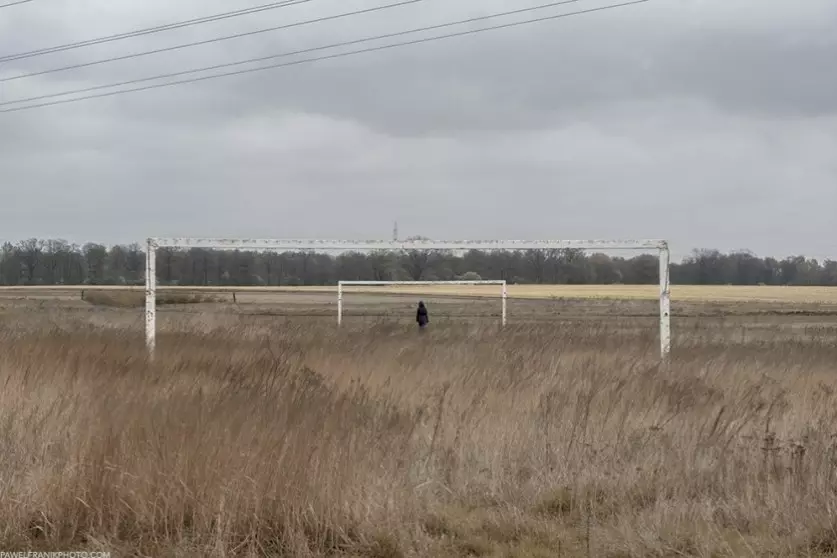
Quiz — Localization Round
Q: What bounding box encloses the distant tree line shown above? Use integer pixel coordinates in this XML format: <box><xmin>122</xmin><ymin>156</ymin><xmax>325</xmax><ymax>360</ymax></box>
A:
<box><xmin>1</xmin><ymin>238</ymin><xmax>836</xmax><ymax>286</ymax></box>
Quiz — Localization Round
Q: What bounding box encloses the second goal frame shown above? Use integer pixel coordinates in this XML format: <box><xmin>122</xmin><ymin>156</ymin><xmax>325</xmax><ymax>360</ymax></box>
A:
<box><xmin>337</xmin><ymin>280</ymin><xmax>507</xmax><ymax>326</ymax></box>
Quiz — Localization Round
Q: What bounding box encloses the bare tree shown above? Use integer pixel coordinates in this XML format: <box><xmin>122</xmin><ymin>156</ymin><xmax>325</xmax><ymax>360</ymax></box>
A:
<box><xmin>18</xmin><ymin>238</ymin><xmax>42</xmax><ymax>285</ymax></box>
<box><xmin>83</xmin><ymin>243</ymin><xmax>108</xmax><ymax>284</ymax></box>
<box><xmin>525</xmin><ymin>249</ymin><xmax>547</xmax><ymax>284</ymax></box>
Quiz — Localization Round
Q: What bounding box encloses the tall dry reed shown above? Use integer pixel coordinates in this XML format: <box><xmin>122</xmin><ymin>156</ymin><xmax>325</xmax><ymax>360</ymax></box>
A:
<box><xmin>0</xmin><ymin>317</ymin><xmax>836</xmax><ymax>557</ymax></box>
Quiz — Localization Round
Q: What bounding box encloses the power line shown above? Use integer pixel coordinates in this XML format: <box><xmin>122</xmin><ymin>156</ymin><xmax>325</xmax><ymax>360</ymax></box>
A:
<box><xmin>3</xmin><ymin>0</ymin><xmax>645</xmax><ymax>111</ymax></box>
<box><xmin>0</xmin><ymin>0</ymin><xmax>595</xmax><ymax>107</ymax></box>
<box><xmin>0</xmin><ymin>0</ymin><xmax>33</xmax><ymax>7</ymax></box>
<box><xmin>1</xmin><ymin>0</ymin><xmax>425</xmax><ymax>83</ymax></box>
<box><xmin>0</xmin><ymin>0</ymin><xmax>650</xmax><ymax>114</ymax></box>
<box><xmin>0</xmin><ymin>0</ymin><xmax>314</xmax><ymax>63</ymax></box>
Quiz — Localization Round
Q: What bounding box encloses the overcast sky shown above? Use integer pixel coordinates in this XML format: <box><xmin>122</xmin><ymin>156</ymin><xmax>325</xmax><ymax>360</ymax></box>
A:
<box><xmin>0</xmin><ymin>0</ymin><xmax>835</xmax><ymax>261</ymax></box>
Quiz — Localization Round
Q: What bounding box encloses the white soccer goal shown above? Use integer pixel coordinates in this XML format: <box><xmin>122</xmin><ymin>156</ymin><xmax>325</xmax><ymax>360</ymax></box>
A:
<box><xmin>144</xmin><ymin>238</ymin><xmax>671</xmax><ymax>360</ymax></box>
<box><xmin>337</xmin><ymin>280</ymin><xmax>507</xmax><ymax>326</ymax></box>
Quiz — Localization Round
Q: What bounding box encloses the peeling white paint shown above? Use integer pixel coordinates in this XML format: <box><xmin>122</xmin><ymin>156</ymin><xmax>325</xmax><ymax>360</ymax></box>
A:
<box><xmin>149</xmin><ymin>238</ymin><xmax>668</xmax><ymax>251</ymax></box>
<box><xmin>659</xmin><ymin>244</ymin><xmax>672</xmax><ymax>360</ymax></box>
<box><xmin>145</xmin><ymin>238</ymin><xmax>156</xmax><ymax>359</ymax></box>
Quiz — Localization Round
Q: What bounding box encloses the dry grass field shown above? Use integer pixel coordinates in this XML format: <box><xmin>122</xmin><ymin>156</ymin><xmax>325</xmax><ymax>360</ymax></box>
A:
<box><xmin>1</xmin><ymin>288</ymin><xmax>837</xmax><ymax>556</ymax></box>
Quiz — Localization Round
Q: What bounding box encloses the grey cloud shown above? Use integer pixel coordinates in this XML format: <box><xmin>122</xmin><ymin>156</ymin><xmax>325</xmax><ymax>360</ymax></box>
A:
<box><xmin>4</xmin><ymin>0</ymin><xmax>836</xmax><ymax>134</ymax></box>
<box><xmin>0</xmin><ymin>0</ymin><xmax>835</xmax><ymax>261</ymax></box>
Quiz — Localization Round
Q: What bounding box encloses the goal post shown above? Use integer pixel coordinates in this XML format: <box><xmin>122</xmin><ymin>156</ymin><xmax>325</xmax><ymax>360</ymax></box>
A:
<box><xmin>144</xmin><ymin>238</ymin><xmax>671</xmax><ymax>360</ymax></box>
<box><xmin>337</xmin><ymin>280</ymin><xmax>508</xmax><ymax>326</ymax></box>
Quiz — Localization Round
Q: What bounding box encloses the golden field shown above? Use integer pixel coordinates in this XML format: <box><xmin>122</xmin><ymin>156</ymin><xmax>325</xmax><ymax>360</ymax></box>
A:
<box><xmin>1</xmin><ymin>295</ymin><xmax>837</xmax><ymax>556</ymax></box>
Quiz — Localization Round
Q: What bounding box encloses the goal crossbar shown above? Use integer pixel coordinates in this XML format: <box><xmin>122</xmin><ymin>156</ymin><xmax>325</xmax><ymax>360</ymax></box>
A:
<box><xmin>144</xmin><ymin>238</ymin><xmax>671</xmax><ymax>360</ymax></box>
<box><xmin>338</xmin><ymin>280</ymin><xmax>507</xmax><ymax>326</ymax></box>
<box><xmin>150</xmin><ymin>238</ymin><xmax>667</xmax><ymax>251</ymax></box>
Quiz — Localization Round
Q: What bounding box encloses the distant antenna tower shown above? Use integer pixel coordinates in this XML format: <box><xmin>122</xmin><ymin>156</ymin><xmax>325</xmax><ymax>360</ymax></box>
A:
<box><xmin>392</xmin><ymin>221</ymin><xmax>399</xmax><ymax>242</ymax></box>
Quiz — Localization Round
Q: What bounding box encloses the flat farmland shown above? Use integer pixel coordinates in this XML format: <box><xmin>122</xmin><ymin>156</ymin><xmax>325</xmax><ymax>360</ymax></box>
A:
<box><xmin>338</xmin><ymin>284</ymin><xmax>837</xmax><ymax>303</ymax></box>
<box><xmin>2</xmin><ymin>283</ymin><xmax>837</xmax><ymax>302</ymax></box>
<box><xmin>3</xmin><ymin>286</ymin><xmax>837</xmax><ymax>326</ymax></box>
<box><xmin>2</xmin><ymin>284</ymin><xmax>837</xmax><ymax>341</ymax></box>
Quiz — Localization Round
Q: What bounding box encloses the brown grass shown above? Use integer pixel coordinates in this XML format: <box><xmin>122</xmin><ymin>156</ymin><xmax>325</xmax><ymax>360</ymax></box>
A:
<box><xmin>1</xmin><ymin>313</ymin><xmax>837</xmax><ymax>556</ymax></box>
<box><xmin>82</xmin><ymin>289</ymin><xmax>224</xmax><ymax>307</ymax></box>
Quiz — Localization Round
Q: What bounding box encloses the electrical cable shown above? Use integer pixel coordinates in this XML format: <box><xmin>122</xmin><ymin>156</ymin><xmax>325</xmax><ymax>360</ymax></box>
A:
<box><xmin>0</xmin><ymin>0</ymin><xmax>650</xmax><ymax>114</ymax></box>
<box><xmin>0</xmin><ymin>0</ymin><xmax>597</xmax><ymax>107</ymax></box>
<box><xmin>1</xmin><ymin>0</ymin><xmax>425</xmax><ymax>83</ymax></box>
<box><xmin>0</xmin><ymin>0</ymin><xmax>315</xmax><ymax>63</ymax></box>
<box><xmin>0</xmin><ymin>0</ymin><xmax>33</xmax><ymax>7</ymax></box>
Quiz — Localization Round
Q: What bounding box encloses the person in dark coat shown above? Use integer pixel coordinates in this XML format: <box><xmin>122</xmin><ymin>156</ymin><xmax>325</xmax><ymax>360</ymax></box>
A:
<box><xmin>416</xmin><ymin>301</ymin><xmax>429</xmax><ymax>329</ymax></box>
